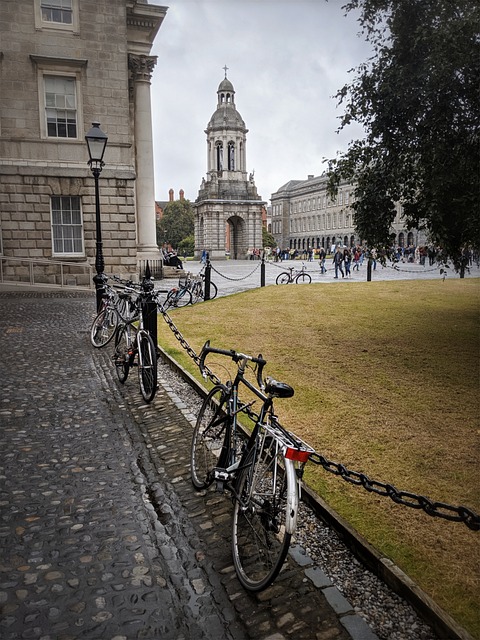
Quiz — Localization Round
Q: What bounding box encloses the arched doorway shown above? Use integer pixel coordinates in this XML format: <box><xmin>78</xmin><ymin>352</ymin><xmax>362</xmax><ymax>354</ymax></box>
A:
<box><xmin>226</xmin><ymin>215</ymin><xmax>247</xmax><ymax>259</ymax></box>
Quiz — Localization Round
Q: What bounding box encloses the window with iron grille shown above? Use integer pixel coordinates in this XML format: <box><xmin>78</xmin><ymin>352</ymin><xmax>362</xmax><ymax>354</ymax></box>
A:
<box><xmin>45</xmin><ymin>75</ymin><xmax>77</xmax><ymax>138</ymax></box>
<box><xmin>51</xmin><ymin>196</ymin><xmax>84</xmax><ymax>256</ymax></box>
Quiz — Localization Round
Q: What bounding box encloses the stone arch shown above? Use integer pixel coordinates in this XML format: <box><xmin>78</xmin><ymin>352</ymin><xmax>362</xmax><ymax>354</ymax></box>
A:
<box><xmin>226</xmin><ymin>214</ymin><xmax>247</xmax><ymax>260</ymax></box>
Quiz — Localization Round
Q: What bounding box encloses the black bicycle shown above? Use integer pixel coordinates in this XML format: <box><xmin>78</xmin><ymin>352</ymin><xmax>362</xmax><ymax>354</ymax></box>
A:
<box><xmin>190</xmin><ymin>341</ymin><xmax>313</xmax><ymax>591</ymax></box>
<box><xmin>275</xmin><ymin>263</ymin><xmax>312</xmax><ymax>285</ymax></box>
<box><xmin>113</xmin><ymin>282</ymin><xmax>158</xmax><ymax>403</ymax></box>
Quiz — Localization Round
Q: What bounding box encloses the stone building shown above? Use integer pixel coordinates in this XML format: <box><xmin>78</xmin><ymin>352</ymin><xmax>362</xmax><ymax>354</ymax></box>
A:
<box><xmin>0</xmin><ymin>0</ymin><xmax>166</xmax><ymax>285</ymax></box>
<box><xmin>194</xmin><ymin>72</ymin><xmax>265</xmax><ymax>260</ymax></box>
<box><xmin>271</xmin><ymin>173</ymin><xmax>424</xmax><ymax>253</ymax></box>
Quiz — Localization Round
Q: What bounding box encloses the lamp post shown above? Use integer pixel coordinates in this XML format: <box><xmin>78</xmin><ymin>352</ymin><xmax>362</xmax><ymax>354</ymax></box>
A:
<box><xmin>85</xmin><ymin>121</ymin><xmax>108</xmax><ymax>311</ymax></box>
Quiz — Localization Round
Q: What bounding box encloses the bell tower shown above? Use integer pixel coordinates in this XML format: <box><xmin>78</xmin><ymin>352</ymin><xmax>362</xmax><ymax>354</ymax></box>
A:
<box><xmin>194</xmin><ymin>69</ymin><xmax>265</xmax><ymax>260</ymax></box>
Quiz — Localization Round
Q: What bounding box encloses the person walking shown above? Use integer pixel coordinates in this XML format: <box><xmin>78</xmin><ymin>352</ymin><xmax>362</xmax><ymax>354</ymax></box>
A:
<box><xmin>343</xmin><ymin>247</ymin><xmax>352</xmax><ymax>277</ymax></box>
<box><xmin>352</xmin><ymin>247</ymin><xmax>361</xmax><ymax>271</ymax></box>
<box><xmin>318</xmin><ymin>246</ymin><xmax>326</xmax><ymax>274</ymax></box>
<box><xmin>332</xmin><ymin>247</ymin><xmax>345</xmax><ymax>279</ymax></box>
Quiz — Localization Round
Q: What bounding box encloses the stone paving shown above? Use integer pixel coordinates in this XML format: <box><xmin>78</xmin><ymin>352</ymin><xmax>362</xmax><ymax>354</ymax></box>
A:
<box><xmin>0</xmin><ymin>290</ymin><xmax>356</xmax><ymax>640</ymax></box>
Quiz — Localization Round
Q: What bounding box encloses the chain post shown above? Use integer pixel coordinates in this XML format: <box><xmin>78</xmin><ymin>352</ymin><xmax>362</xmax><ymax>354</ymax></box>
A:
<box><xmin>367</xmin><ymin>256</ymin><xmax>372</xmax><ymax>281</ymax></box>
<box><xmin>141</xmin><ymin>260</ymin><xmax>157</xmax><ymax>348</ymax></box>
<box><xmin>261</xmin><ymin>251</ymin><xmax>266</xmax><ymax>287</ymax></box>
<box><xmin>204</xmin><ymin>253</ymin><xmax>211</xmax><ymax>301</ymax></box>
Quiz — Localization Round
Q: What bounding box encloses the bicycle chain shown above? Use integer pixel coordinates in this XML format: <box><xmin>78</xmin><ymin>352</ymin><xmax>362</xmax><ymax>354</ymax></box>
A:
<box><xmin>159</xmin><ymin>307</ymin><xmax>480</xmax><ymax>532</ymax></box>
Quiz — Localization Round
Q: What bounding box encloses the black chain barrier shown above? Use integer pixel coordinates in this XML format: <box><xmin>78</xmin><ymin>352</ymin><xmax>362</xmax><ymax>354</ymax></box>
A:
<box><xmin>159</xmin><ymin>308</ymin><xmax>480</xmax><ymax>532</ymax></box>
<box><xmin>210</xmin><ymin>261</ymin><xmax>262</xmax><ymax>281</ymax></box>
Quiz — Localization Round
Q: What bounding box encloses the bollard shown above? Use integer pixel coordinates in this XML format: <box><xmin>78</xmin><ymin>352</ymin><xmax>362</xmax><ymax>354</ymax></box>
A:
<box><xmin>204</xmin><ymin>253</ymin><xmax>211</xmax><ymax>301</ymax></box>
<box><xmin>261</xmin><ymin>251</ymin><xmax>265</xmax><ymax>287</ymax></box>
<box><xmin>141</xmin><ymin>261</ymin><xmax>158</xmax><ymax>348</ymax></box>
<box><xmin>367</xmin><ymin>257</ymin><xmax>372</xmax><ymax>282</ymax></box>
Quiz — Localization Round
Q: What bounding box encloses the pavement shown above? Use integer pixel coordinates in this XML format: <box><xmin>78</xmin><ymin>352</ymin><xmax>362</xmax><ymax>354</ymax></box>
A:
<box><xmin>0</xmin><ymin>261</ymin><xmax>477</xmax><ymax>640</ymax></box>
<box><xmin>174</xmin><ymin>257</ymin><xmax>480</xmax><ymax>298</ymax></box>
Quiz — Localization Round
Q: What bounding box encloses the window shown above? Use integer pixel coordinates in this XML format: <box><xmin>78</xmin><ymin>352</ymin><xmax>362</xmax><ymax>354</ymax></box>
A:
<box><xmin>51</xmin><ymin>196</ymin><xmax>84</xmax><ymax>255</ymax></box>
<box><xmin>45</xmin><ymin>75</ymin><xmax>77</xmax><ymax>138</ymax></box>
<box><xmin>35</xmin><ymin>0</ymin><xmax>79</xmax><ymax>32</ymax></box>
<box><xmin>41</xmin><ymin>0</ymin><xmax>72</xmax><ymax>24</ymax></box>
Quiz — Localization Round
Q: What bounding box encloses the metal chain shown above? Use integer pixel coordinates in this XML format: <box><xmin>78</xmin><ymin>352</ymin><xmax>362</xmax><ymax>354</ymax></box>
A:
<box><xmin>309</xmin><ymin>452</ymin><xmax>479</xmax><ymax>531</ymax></box>
<box><xmin>210</xmin><ymin>262</ymin><xmax>261</xmax><ymax>281</ymax></box>
<box><xmin>160</xmin><ymin>309</ymin><xmax>221</xmax><ymax>386</ymax></box>
<box><xmin>159</xmin><ymin>308</ymin><xmax>480</xmax><ymax>532</ymax></box>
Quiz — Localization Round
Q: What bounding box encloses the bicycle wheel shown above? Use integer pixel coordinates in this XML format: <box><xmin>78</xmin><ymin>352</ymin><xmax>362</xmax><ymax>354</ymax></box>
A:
<box><xmin>232</xmin><ymin>440</ymin><xmax>297</xmax><ymax>591</ymax></box>
<box><xmin>295</xmin><ymin>273</ymin><xmax>312</xmax><ymax>284</ymax></box>
<box><xmin>207</xmin><ymin>281</ymin><xmax>218</xmax><ymax>299</ymax></box>
<box><xmin>90</xmin><ymin>306</ymin><xmax>117</xmax><ymax>348</ymax></box>
<box><xmin>137</xmin><ymin>331</ymin><xmax>157</xmax><ymax>403</ymax></box>
<box><xmin>276</xmin><ymin>272</ymin><xmax>291</xmax><ymax>285</ymax></box>
<box><xmin>191</xmin><ymin>385</ymin><xmax>229</xmax><ymax>489</ymax></box>
<box><xmin>114</xmin><ymin>324</ymin><xmax>134</xmax><ymax>383</ymax></box>
<box><xmin>174</xmin><ymin>287</ymin><xmax>192</xmax><ymax>307</ymax></box>
<box><xmin>190</xmin><ymin>281</ymin><xmax>203</xmax><ymax>304</ymax></box>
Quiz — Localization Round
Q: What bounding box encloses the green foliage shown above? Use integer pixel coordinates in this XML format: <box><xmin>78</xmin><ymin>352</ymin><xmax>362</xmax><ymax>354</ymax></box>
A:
<box><xmin>262</xmin><ymin>226</ymin><xmax>277</xmax><ymax>248</ymax></box>
<box><xmin>156</xmin><ymin>199</ymin><xmax>194</xmax><ymax>249</ymax></box>
<box><xmin>328</xmin><ymin>0</ymin><xmax>480</xmax><ymax>272</ymax></box>
<box><xmin>178</xmin><ymin>234</ymin><xmax>195</xmax><ymax>256</ymax></box>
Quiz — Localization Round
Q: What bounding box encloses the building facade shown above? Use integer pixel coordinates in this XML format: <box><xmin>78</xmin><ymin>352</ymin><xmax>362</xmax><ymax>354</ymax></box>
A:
<box><xmin>271</xmin><ymin>173</ymin><xmax>425</xmax><ymax>253</ymax></box>
<box><xmin>0</xmin><ymin>0</ymin><xmax>166</xmax><ymax>284</ymax></box>
<box><xmin>194</xmin><ymin>73</ymin><xmax>265</xmax><ymax>260</ymax></box>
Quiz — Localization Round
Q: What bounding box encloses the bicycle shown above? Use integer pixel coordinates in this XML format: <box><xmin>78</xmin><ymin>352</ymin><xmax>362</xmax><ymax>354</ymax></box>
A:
<box><xmin>90</xmin><ymin>276</ymin><xmax>139</xmax><ymax>348</ymax></box>
<box><xmin>189</xmin><ymin>269</ymin><xmax>218</xmax><ymax>303</ymax></box>
<box><xmin>275</xmin><ymin>263</ymin><xmax>312</xmax><ymax>285</ymax></box>
<box><xmin>113</xmin><ymin>281</ymin><xmax>158</xmax><ymax>403</ymax></box>
<box><xmin>164</xmin><ymin>274</ymin><xmax>193</xmax><ymax>308</ymax></box>
<box><xmin>190</xmin><ymin>341</ymin><xmax>314</xmax><ymax>591</ymax></box>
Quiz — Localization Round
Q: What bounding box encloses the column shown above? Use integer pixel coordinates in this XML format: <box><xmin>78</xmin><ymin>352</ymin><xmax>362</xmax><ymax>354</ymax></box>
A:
<box><xmin>129</xmin><ymin>54</ymin><xmax>159</xmax><ymax>257</ymax></box>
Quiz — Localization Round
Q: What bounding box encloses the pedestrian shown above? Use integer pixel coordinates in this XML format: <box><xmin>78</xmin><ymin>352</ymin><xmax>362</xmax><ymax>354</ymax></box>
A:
<box><xmin>318</xmin><ymin>247</ymin><xmax>326</xmax><ymax>274</ymax></box>
<box><xmin>332</xmin><ymin>247</ymin><xmax>345</xmax><ymax>278</ymax></box>
<box><xmin>352</xmin><ymin>247</ymin><xmax>361</xmax><ymax>271</ymax></box>
<box><xmin>343</xmin><ymin>247</ymin><xmax>352</xmax><ymax>277</ymax></box>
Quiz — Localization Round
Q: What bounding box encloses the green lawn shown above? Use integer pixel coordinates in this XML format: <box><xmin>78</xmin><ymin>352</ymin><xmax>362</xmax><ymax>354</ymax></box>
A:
<box><xmin>157</xmin><ymin>278</ymin><xmax>480</xmax><ymax>637</ymax></box>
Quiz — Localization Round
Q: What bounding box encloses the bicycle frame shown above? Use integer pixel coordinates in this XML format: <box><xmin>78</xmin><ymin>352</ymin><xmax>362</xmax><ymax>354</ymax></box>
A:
<box><xmin>199</xmin><ymin>344</ymin><xmax>312</xmax><ymax>530</ymax></box>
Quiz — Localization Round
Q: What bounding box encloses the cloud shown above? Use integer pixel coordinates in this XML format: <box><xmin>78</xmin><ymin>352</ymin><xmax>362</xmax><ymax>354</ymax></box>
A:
<box><xmin>150</xmin><ymin>0</ymin><xmax>371</xmax><ymax>203</ymax></box>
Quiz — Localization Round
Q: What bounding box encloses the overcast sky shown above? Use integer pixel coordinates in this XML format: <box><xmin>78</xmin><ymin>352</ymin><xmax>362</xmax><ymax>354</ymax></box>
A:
<box><xmin>150</xmin><ymin>0</ymin><xmax>372</xmax><ymax>205</ymax></box>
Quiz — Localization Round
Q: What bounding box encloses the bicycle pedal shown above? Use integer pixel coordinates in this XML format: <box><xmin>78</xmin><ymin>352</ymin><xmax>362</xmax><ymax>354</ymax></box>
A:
<box><xmin>213</xmin><ymin>468</ymin><xmax>229</xmax><ymax>482</ymax></box>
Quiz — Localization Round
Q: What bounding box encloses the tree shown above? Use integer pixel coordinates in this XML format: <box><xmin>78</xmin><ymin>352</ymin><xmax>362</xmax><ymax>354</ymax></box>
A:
<box><xmin>156</xmin><ymin>199</ymin><xmax>194</xmax><ymax>249</ymax></box>
<box><xmin>327</xmin><ymin>0</ymin><xmax>480</xmax><ymax>275</ymax></box>
<box><xmin>262</xmin><ymin>226</ymin><xmax>277</xmax><ymax>249</ymax></box>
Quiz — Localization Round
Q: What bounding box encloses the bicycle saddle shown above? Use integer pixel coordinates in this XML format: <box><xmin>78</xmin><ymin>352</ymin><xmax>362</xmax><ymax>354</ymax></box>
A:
<box><xmin>265</xmin><ymin>377</ymin><xmax>294</xmax><ymax>398</ymax></box>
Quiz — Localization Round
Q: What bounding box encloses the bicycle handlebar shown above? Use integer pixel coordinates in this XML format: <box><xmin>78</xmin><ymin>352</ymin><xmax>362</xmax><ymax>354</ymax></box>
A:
<box><xmin>199</xmin><ymin>340</ymin><xmax>267</xmax><ymax>388</ymax></box>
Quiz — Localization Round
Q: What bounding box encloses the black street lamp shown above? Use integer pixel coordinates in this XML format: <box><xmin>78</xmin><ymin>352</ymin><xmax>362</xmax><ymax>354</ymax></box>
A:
<box><xmin>85</xmin><ymin>121</ymin><xmax>108</xmax><ymax>311</ymax></box>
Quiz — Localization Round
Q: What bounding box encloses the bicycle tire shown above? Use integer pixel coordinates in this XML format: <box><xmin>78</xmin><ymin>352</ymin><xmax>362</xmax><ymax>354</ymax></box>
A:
<box><xmin>175</xmin><ymin>288</ymin><xmax>192</xmax><ymax>307</ymax></box>
<box><xmin>190</xmin><ymin>281</ymin><xmax>203</xmax><ymax>304</ymax></box>
<box><xmin>114</xmin><ymin>324</ymin><xmax>136</xmax><ymax>384</ymax></box>
<box><xmin>90</xmin><ymin>306</ymin><xmax>117</xmax><ymax>348</ymax></box>
<box><xmin>295</xmin><ymin>273</ymin><xmax>312</xmax><ymax>284</ymax></box>
<box><xmin>276</xmin><ymin>272</ymin><xmax>291</xmax><ymax>285</ymax></box>
<box><xmin>231</xmin><ymin>442</ymin><xmax>297</xmax><ymax>591</ymax></box>
<box><xmin>137</xmin><ymin>331</ymin><xmax>157</xmax><ymax>403</ymax></box>
<box><xmin>207</xmin><ymin>281</ymin><xmax>218</xmax><ymax>300</ymax></box>
<box><xmin>191</xmin><ymin>385</ymin><xmax>229</xmax><ymax>489</ymax></box>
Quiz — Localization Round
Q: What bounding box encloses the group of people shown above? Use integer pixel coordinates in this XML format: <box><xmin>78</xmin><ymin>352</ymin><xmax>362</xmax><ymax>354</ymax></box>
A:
<box><xmin>161</xmin><ymin>243</ymin><xmax>183</xmax><ymax>270</ymax></box>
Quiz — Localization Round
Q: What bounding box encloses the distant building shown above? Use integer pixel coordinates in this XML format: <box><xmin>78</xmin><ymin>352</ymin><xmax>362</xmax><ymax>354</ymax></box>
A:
<box><xmin>194</xmin><ymin>71</ymin><xmax>265</xmax><ymax>260</ymax></box>
<box><xmin>271</xmin><ymin>173</ymin><xmax>425</xmax><ymax>252</ymax></box>
<box><xmin>0</xmin><ymin>0</ymin><xmax>166</xmax><ymax>282</ymax></box>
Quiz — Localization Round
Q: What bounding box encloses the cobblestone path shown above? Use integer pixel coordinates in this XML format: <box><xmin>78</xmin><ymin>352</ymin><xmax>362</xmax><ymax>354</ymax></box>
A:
<box><xmin>0</xmin><ymin>292</ymin><xmax>352</xmax><ymax>640</ymax></box>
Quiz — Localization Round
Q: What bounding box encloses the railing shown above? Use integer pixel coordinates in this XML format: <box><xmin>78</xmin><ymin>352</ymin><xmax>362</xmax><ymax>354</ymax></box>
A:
<box><xmin>0</xmin><ymin>256</ymin><xmax>94</xmax><ymax>289</ymax></box>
